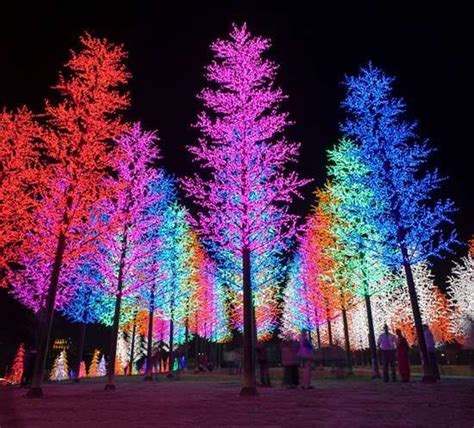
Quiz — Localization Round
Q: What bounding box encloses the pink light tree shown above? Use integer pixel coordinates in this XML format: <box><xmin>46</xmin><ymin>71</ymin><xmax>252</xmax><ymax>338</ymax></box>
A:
<box><xmin>183</xmin><ymin>23</ymin><xmax>308</xmax><ymax>395</ymax></box>
<box><xmin>95</xmin><ymin>123</ymin><xmax>163</xmax><ymax>390</ymax></box>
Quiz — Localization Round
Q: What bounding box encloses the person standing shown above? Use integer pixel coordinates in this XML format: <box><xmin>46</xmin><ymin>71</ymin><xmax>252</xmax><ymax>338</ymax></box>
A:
<box><xmin>423</xmin><ymin>324</ymin><xmax>440</xmax><ymax>380</ymax></box>
<box><xmin>298</xmin><ymin>329</ymin><xmax>314</xmax><ymax>389</ymax></box>
<box><xmin>281</xmin><ymin>339</ymin><xmax>299</xmax><ymax>388</ymax></box>
<box><xmin>256</xmin><ymin>341</ymin><xmax>271</xmax><ymax>387</ymax></box>
<box><xmin>377</xmin><ymin>324</ymin><xmax>397</xmax><ymax>382</ymax></box>
<box><xmin>395</xmin><ymin>329</ymin><xmax>410</xmax><ymax>382</ymax></box>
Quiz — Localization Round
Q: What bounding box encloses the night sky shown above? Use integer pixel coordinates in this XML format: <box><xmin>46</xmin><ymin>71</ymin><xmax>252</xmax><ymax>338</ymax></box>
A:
<box><xmin>1</xmin><ymin>2</ymin><xmax>472</xmax><ymax>345</ymax></box>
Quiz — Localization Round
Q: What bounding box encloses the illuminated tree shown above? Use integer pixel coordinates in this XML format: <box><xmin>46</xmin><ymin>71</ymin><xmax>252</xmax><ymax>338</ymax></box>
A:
<box><xmin>78</xmin><ymin>361</ymin><xmax>87</xmax><ymax>379</ymax></box>
<box><xmin>326</xmin><ymin>138</ymin><xmax>392</xmax><ymax>377</ymax></box>
<box><xmin>153</xmin><ymin>201</ymin><xmax>195</xmax><ymax>377</ymax></box>
<box><xmin>2</xmin><ymin>343</ymin><xmax>25</xmax><ymax>385</ymax></box>
<box><xmin>340</xmin><ymin>63</ymin><xmax>457</xmax><ymax>381</ymax></box>
<box><xmin>25</xmin><ymin>34</ymin><xmax>130</xmax><ymax>397</ymax></box>
<box><xmin>281</xmin><ymin>254</ymin><xmax>318</xmax><ymax>338</ymax></box>
<box><xmin>0</xmin><ymin>109</ymin><xmax>42</xmax><ymax>285</ymax></box>
<box><xmin>50</xmin><ymin>350</ymin><xmax>69</xmax><ymax>381</ymax></box>
<box><xmin>447</xmin><ymin>251</ymin><xmax>474</xmax><ymax>343</ymax></box>
<box><xmin>97</xmin><ymin>355</ymin><xmax>107</xmax><ymax>377</ymax></box>
<box><xmin>60</xmin><ymin>261</ymin><xmax>108</xmax><ymax>382</ymax></box>
<box><xmin>88</xmin><ymin>349</ymin><xmax>100</xmax><ymax>378</ymax></box>
<box><xmin>96</xmin><ymin>123</ymin><xmax>162</xmax><ymax>390</ymax></box>
<box><xmin>183</xmin><ymin>23</ymin><xmax>307</xmax><ymax>394</ymax></box>
<box><xmin>188</xmin><ymin>239</ymin><xmax>231</xmax><ymax>344</ymax></box>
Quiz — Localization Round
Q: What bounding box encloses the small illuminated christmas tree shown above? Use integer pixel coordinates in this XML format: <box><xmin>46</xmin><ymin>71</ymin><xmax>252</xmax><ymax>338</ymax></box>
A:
<box><xmin>50</xmin><ymin>350</ymin><xmax>69</xmax><ymax>381</ymax></box>
<box><xmin>3</xmin><ymin>343</ymin><xmax>25</xmax><ymax>385</ymax></box>
<box><xmin>97</xmin><ymin>355</ymin><xmax>107</xmax><ymax>377</ymax></box>
<box><xmin>79</xmin><ymin>361</ymin><xmax>87</xmax><ymax>379</ymax></box>
<box><xmin>88</xmin><ymin>349</ymin><xmax>100</xmax><ymax>377</ymax></box>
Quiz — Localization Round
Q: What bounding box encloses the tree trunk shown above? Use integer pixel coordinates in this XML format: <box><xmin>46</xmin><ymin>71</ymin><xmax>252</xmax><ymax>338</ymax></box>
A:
<box><xmin>327</xmin><ymin>318</ymin><xmax>333</xmax><ymax>345</ymax></box>
<box><xmin>143</xmin><ymin>290</ymin><xmax>155</xmax><ymax>381</ymax></box>
<box><xmin>105</xmin><ymin>230</ymin><xmax>128</xmax><ymax>391</ymax></box>
<box><xmin>194</xmin><ymin>331</ymin><xmax>200</xmax><ymax>372</ymax></box>
<box><xmin>341</xmin><ymin>308</ymin><xmax>353</xmax><ymax>374</ymax></box>
<box><xmin>27</xmin><ymin>228</ymin><xmax>67</xmax><ymax>398</ymax></box>
<box><xmin>74</xmin><ymin>322</ymin><xmax>87</xmax><ymax>382</ymax></box>
<box><xmin>184</xmin><ymin>318</ymin><xmax>189</xmax><ymax>370</ymax></box>
<box><xmin>167</xmin><ymin>319</ymin><xmax>174</xmax><ymax>378</ymax></box>
<box><xmin>240</xmin><ymin>246</ymin><xmax>257</xmax><ymax>396</ymax></box>
<box><xmin>129</xmin><ymin>319</ymin><xmax>137</xmax><ymax>375</ymax></box>
<box><xmin>316</xmin><ymin>326</ymin><xmax>321</xmax><ymax>349</ymax></box>
<box><xmin>364</xmin><ymin>293</ymin><xmax>380</xmax><ymax>378</ymax></box>
<box><xmin>401</xmin><ymin>248</ymin><xmax>435</xmax><ymax>382</ymax></box>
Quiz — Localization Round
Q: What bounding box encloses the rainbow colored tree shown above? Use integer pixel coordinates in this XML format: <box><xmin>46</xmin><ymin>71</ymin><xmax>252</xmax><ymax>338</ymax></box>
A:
<box><xmin>340</xmin><ymin>63</ymin><xmax>457</xmax><ymax>381</ymax></box>
<box><xmin>183</xmin><ymin>23</ymin><xmax>308</xmax><ymax>395</ymax></box>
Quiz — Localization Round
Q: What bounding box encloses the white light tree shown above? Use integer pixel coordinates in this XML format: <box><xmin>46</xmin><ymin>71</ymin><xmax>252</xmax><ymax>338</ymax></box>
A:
<box><xmin>50</xmin><ymin>350</ymin><xmax>69</xmax><ymax>381</ymax></box>
<box><xmin>448</xmin><ymin>253</ymin><xmax>474</xmax><ymax>343</ymax></box>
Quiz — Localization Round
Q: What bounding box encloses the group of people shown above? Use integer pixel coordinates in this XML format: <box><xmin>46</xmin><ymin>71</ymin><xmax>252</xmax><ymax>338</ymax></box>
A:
<box><xmin>275</xmin><ymin>323</ymin><xmax>442</xmax><ymax>389</ymax></box>
<box><xmin>377</xmin><ymin>323</ymin><xmax>440</xmax><ymax>382</ymax></box>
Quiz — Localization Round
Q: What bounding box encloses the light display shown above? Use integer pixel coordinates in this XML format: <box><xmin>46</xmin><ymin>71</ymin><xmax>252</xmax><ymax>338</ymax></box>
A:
<box><xmin>78</xmin><ymin>361</ymin><xmax>87</xmax><ymax>379</ymax></box>
<box><xmin>281</xmin><ymin>254</ymin><xmax>318</xmax><ymax>338</ymax></box>
<box><xmin>340</xmin><ymin>63</ymin><xmax>457</xmax><ymax>381</ymax></box>
<box><xmin>97</xmin><ymin>355</ymin><xmax>107</xmax><ymax>377</ymax></box>
<box><xmin>447</xmin><ymin>250</ymin><xmax>474</xmax><ymax>343</ymax></box>
<box><xmin>188</xmin><ymin>236</ymin><xmax>231</xmax><ymax>343</ymax></box>
<box><xmin>2</xmin><ymin>343</ymin><xmax>25</xmax><ymax>385</ymax></box>
<box><xmin>182</xmin><ymin>23</ymin><xmax>308</xmax><ymax>393</ymax></box>
<box><xmin>50</xmin><ymin>350</ymin><xmax>69</xmax><ymax>381</ymax></box>
<box><xmin>88</xmin><ymin>349</ymin><xmax>100</xmax><ymax>378</ymax></box>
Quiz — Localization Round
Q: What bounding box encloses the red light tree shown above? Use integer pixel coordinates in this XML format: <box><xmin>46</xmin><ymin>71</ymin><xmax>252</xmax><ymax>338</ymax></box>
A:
<box><xmin>25</xmin><ymin>34</ymin><xmax>130</xmax><ymax>398</ymax></box>
<box><xmin>183</xmin><ymin>23</ymin><xmax>308</xmax><ymax>395</ymax></box>
<box><xmin>3</xmin><ymin>343</ymin><xmax>25</xmax><ymax>385</ymax></box>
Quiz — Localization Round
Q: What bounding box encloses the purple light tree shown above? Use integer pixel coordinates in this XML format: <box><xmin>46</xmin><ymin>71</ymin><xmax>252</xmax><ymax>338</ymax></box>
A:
<box><xmin>183</xmin><ymin>23</ymin><xmax>308</xmax><ymax>395</ymax></box>
<box><xmin>97</xmin><ymin>123</ymin><xmax>163</xmax><ymax>390</ymax></box>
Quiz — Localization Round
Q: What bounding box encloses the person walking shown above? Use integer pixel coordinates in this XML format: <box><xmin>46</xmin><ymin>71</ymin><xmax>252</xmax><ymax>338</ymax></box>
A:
<box><xmin>281</xmin><ymin>338</ymin><xmax>299</xmax><ymax>388</ymax></box>
<box><xmin>395</xmin><ymin>329</ymin><xmax>410</xmax><ymax>382</ymax></box>
<box><xmin>256</xmin><ymin>341</ymin><xmax>271</xmax><ymax>387</ymax></box>
<box><xmin>423</xmin><ymin>324</ymin><xmax>440</xmax><ymax>380</ymax></box>
<box><xmin>298</xmin><ymin>329</ymin><xmax>314</xmax><ymax>389</ymax></box>
<box><xmin>377</xmin><ymin>324</ymin><xmax>396</xmax><ymax>382</ymax></box>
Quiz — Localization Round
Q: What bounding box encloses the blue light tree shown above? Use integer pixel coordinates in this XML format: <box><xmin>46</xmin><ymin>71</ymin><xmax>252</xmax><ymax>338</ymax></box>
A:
<box><xmin>152</xmin><ymin>195</ymin><xmax>195</xmax><ymax>378</ymax></box>
<box><xmin>340</xmin><ymin>63</ymin><xmax>457</xmax><ymax>381</ymax></box>
<box><xmin>60</xmin><ymin>261</ymin><xmax>106</xmax><ymax>382</ymax></box>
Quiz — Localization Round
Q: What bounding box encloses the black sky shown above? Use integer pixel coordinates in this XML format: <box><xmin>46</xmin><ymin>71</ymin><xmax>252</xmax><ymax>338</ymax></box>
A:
<box><xmin>0</xmin><ymin>2</ymin><xmax>472</xmax><ymax>281</ymax></box>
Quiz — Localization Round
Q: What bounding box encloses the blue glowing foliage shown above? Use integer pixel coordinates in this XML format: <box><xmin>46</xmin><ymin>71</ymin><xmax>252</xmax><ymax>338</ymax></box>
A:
<box><xmin>60</xmin><ymin>262</ymin><xmax>107</xmax><ymax>324</ymax></box>
<box><xmin>281</xmin><ymin>253</ymin><xmax>317</xmax><ymax>338</ymax></box>
<box><xmin>340</xmin><ymin>63</ymin><xmax>457</xmax><ymax>267</ymax></box>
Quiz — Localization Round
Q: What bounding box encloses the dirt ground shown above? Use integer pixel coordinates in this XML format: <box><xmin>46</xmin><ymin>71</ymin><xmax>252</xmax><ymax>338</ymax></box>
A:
<box><xmin>1</xmin><ymin>371</ymin><xmax>473</xmax><ymax>427</ymax></box>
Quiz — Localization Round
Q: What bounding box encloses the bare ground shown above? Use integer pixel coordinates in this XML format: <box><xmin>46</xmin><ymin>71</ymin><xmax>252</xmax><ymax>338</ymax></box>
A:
<box><xmin>1</xmin><ymin>371</ymin><xmax>473</xmax><ymax>427</ymax></box>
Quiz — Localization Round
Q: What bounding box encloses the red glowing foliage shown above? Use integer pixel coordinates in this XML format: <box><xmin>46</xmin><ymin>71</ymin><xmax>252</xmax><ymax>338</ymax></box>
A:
<box><xmin>10</xmin><ymin>34</ymin><xmax>130</xmax><ymax>311</ymax></box>
<box><xmin>3</xmin><ymin>343</ymin><xmax>25</xmax><ymax>385</ymax></box>
<box><xmin>0</xmin><ymin>109</ymin><xmax>42</xmax><ymax>284</ymax></box>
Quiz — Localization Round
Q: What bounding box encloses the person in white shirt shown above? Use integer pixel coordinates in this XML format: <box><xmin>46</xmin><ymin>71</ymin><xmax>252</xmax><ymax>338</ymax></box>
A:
<box><xmin>377</xmin><ymin>324</ymin><xmax>397</xmax><ymax>382</ymax></box>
